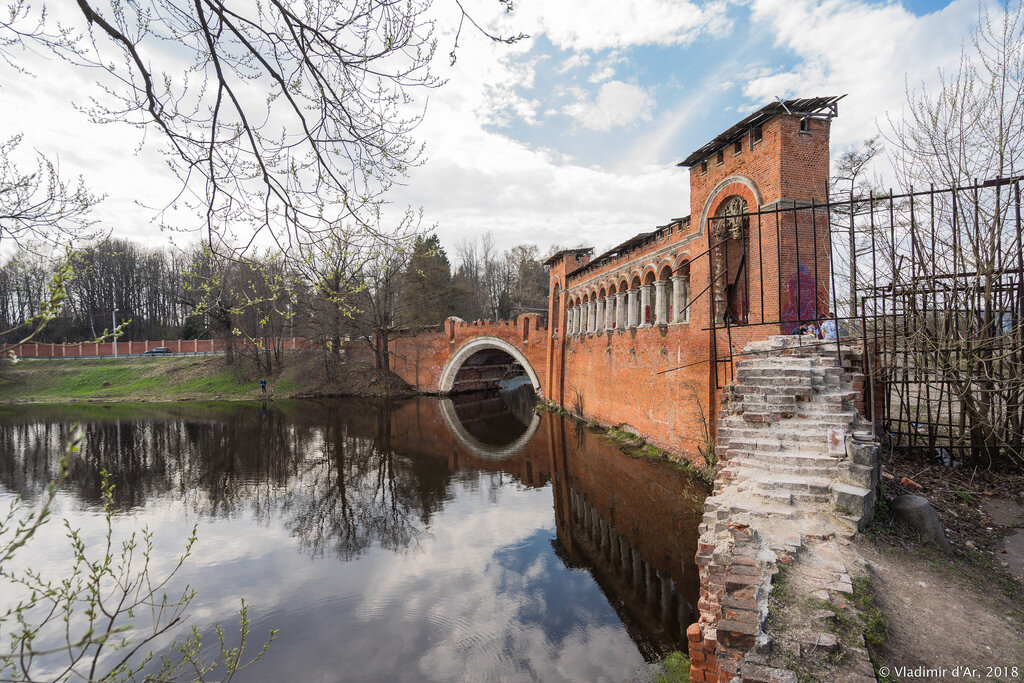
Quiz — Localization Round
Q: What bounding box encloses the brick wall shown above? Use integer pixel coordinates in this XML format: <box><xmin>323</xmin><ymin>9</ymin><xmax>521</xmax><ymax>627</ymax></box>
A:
<box><xmin>4</xmin><ymin>338</ymin><xmax>316</xmax><ymax>358</ymax></box>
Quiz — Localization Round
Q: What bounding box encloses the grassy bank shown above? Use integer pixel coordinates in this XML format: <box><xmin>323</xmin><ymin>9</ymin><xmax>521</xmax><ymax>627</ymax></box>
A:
<box><xmin>0</xmin><ymin>352</ymin><xmax>411</xmax><ymax>404</ymax></box>
<box><xmin>0</xmin><ymin>356</ymin><xmax>273</xmax><ymax>403</ymax></box>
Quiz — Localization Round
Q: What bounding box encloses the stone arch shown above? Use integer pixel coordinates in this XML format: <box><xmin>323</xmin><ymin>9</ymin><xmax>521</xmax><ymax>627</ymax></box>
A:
<box><xmin>699</xmin><ymin>174</ymin><xmax>763</xmax><ymax>235</ymax></box>
<box><xmin>438</xmin><ymin>336</ymin><xmax>543</xmax><ymax>395</ymax></box>
<box><xmin>438</xmin><ymin>396</ymin><xmax>541</xmax><ymax>461</ymax></box>
<box><xmin>630</xmin><ymin>274</ymin><xmax>642</xmax><ymax>289</ymax></box>
<box><xmin>618</xmin><ymin>278</ymin><xmax>629</xmax><ymax>292</ymax></box>
<box><xmin>713</xmin><ymin>195</ymin><xmax>751</xmax><ymax>324</ymax></box>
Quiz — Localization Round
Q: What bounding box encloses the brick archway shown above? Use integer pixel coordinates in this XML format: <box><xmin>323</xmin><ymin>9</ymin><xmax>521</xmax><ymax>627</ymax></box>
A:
<box><xmin>438</xmin><ymin>336</ymin><xmax>543</xmax><ymax>396</ymax></box>
<box><xmin>699</xmin><ymin>174</ymin><xmax>763</xmax><ymax>233</ymax></box>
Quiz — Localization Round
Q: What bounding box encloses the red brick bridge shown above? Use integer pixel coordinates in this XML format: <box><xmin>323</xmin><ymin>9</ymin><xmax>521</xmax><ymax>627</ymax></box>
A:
<box><xmin>389</xmin><ymin>314</ymin><xmax>549</xmax><ymax>395</ymax></box>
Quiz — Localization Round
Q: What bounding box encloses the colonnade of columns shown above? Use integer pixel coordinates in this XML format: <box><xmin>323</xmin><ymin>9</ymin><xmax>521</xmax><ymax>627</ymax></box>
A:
<box><xmin>564</xmin><ymin>274</ymin><xmax>689</xmax><ymax>336</ymax></box>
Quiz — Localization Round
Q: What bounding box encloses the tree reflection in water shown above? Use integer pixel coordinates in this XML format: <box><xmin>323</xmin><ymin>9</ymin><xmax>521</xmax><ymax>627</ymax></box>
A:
<box><xmin>0</xmin><ymin>392</ymin><xmax>705</xmax><ymax>676</ymax></box>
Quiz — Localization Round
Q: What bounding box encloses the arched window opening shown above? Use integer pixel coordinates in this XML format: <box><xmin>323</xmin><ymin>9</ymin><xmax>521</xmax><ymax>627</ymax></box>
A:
<box><xmin>658</xmin><ymin>265</ymin><xmax>674</xmax><ymax>325</ymax></box>
<box><xmin>627</xmin><ymin>276</ymin><xmax>642</xmax><ymax>328</ymax></box>
<box><xmin>607</xmin><ymin>284</ymin><xmax>618</xmax><ymax>328</ymax></box>
<box><xmin>582</xmin><ymin>293</ymin><xmax>590</xmax><ymax>334</ymax></box>
<box><xmin>642</xmin><ymin>271</ymin><xmax>656</xmax><ymax>325</ymax></box>
<box><xmin>676</xmin><ymin>261</ymin><xmax>691</xmax><ymax>323</ymax></box>
<box><xmin>713</xmin><ymin>196</ymin><xmax>750</xmax><ymax>325</ymax></box>
<box><xmin>550</xmin><ymin>284</ymin><xmax>560</xmax><ymax>338</ymax></box>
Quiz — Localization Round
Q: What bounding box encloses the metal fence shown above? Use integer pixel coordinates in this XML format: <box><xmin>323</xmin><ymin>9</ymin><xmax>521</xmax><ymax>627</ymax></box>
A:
<box><xmin>704</xmin><ymin>176</ymin><xmax>1024</xmax><ymax>467</ymax></box>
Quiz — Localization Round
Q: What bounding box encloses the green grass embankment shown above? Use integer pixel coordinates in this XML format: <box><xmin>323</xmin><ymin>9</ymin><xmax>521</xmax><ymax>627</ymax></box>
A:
<box><xmin>0</xmin><ymin>352</ymin><xmax>402</xmax><ymax>404</ymax></box>
<box><xmin>0</xmin><ymin>356</ymin><xmax>274</xmax><ymax>404</ymax></box>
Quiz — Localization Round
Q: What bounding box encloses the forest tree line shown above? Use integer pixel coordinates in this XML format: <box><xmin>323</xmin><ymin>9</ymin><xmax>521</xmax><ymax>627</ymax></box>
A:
<box><xmin>0</xmin><ymin>230</ymin><xmax>552</xmax><ymax>372</ymax></box>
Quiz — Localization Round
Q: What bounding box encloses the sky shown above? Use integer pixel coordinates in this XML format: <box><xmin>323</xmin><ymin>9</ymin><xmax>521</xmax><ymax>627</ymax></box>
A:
<box><xmin>0</xmin><ymin>0</ymin><xmax>980</xmax><ymax>260</ymax></box>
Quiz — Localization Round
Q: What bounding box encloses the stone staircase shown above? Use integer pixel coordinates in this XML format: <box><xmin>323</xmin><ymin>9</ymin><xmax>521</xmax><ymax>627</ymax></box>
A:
<box><xmin>714</xmin><ymin>336</ymin><xmax>879</xmax><ymax>531</ymax></box>
<box><xmin>690</xmin><ymin>336</ymin><xmax>882</xmax><ymax>682</ymax></box>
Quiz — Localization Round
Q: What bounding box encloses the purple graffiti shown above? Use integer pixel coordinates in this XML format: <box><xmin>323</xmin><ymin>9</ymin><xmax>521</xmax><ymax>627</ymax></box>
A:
<box><xmin>781</xmin><ymin>264</ymin><xmax>824</xmax><ymax>333</ymax></box>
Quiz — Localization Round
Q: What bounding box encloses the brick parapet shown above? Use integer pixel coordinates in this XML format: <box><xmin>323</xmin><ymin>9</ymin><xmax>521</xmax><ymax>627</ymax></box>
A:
<box><xmin>564</xmin><ymin>217</ymin><xmax>698</xmax><ymax>294</ymax></box>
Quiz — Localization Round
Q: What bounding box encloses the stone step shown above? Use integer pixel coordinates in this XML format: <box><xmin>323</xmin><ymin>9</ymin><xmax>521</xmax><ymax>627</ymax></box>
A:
<box><xmin>734</xmin><ymin>411</ymin><xmax>860</xmax><ymax>428</ymax></box>
<box><xmin>722</xmin><ymin>423</ymin><xmax>856</xmax><ymax>439</ymax></box>
<box><xmin>752</xmin><ymin>488</ymin><xmax>795</xmax><ymax>505</ymax></box>
<box><xmin>748</xmin><ymin>476</ymin><xmax>834</xmax><ymax>504</ymax></box>
<box><xmin>746</xmin><ymin>487</ymin><xmax>830</xmax><ymax>505</ymax></box>
<box><xmin>831</xmin><ymin>482</ymin><xmax>875</xmax><ymax>523</ymax></box>
<box><xmin>726</xmin><ymin>458</ymin><xmax>837</xmax><ymax>479</ymax></box>
<box><xmin>756</xmin><ymin>474</ymin><xmax>831</xmax><ymax>492</ymax></box>
<box><xmin>719</xmin><ymin>428</ymin><xmax>836</xmax><ymax>447</ymax></box>
<box><xmin>724</xmin><ymin>410</ymin><xmax>861</xmax><ymax>427</ymax></box>
<box><xmin>727</xmin><ymin>499</ymin><xmax>803</xmax><ymax>520</ymax></box>
<box><xmin>730</xmin><ymin>449</ymin><xmax>840</xmax><ymax>465</ymax></box>
<box><xmin>837</xmin><ymin>462</ymin><xmax>877</xmax><ymax>489</ymax></box>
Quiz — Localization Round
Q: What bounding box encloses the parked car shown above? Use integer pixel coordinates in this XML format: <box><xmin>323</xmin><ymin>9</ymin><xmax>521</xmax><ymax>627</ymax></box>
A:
<box><xmin>144</xmin><ymin>347</ymin><xmax>172</xmax><ymax>355</ymax></box>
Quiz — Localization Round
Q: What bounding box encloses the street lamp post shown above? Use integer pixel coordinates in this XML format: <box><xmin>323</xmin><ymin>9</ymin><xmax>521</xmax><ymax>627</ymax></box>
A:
<box><xmin>112</xmin><ymin>309</ymin><xmax>118</xmax><ymax>358</ymax></box>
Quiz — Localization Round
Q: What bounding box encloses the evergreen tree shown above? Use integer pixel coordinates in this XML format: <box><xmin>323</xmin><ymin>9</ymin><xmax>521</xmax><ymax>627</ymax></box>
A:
<box><xmin>400</xmin><ymin>235</ymin><xmax>457</xmax><ymax>327</ymax></box>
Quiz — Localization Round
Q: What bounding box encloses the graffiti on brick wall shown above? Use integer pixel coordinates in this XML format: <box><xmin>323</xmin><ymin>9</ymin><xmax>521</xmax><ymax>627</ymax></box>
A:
<box><xmin>781</xmin><ymin>264</ymin><xmax>826</xmax><ymax>333</ymax></box>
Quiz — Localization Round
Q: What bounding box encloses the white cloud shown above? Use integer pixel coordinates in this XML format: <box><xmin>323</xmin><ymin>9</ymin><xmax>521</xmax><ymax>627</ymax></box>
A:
<box><xmin>508</xmin><ymin>0</ymin><xmax>733</xmax><ymax>51</ymax></box>
<box><xmin>563</xmin><ymin>81</ymin><xmax>655</xmax><ymax>131</ymax></box>
<box><xmin>556</xmin><ymin>53</ymin><xmax>591</xmax><ymax>73</ymax></box>
<box><xmin>743</xmin><ymin>0</ymin><xmax>977</xmax><ymax>154</ymax></box>
<box><xmin>588</xmin><ymin>66</ymin><xmax>616</xmax><ymax>84</ymax></box>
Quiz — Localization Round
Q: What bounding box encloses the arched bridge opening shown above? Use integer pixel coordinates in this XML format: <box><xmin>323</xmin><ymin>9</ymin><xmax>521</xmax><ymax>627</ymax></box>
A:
<box><xmin>438</xmin><ymin>337</ymin><xmax>543</xmax><ymax>396</ymax></box>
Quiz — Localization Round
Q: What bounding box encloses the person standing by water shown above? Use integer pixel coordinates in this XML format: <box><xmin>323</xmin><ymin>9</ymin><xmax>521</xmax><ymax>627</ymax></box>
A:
<box><xmin>260</xmin><ymin>379</ymin><xmax>267</xmax><ymax>394</ymax></box>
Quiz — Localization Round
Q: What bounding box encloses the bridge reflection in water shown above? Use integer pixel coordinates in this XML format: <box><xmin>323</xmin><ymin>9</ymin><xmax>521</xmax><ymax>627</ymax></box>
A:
<box><xmin>441</xmin><ymin>380</ymin><xmax>540</xmax><ymax>459</ymax></box>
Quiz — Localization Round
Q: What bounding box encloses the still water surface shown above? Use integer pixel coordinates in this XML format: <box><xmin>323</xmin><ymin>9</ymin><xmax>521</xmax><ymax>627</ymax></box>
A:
<box><xmin>0</xmin><ymin>390</ymin><xmax>704</xmax><ymax>682</ymax></box>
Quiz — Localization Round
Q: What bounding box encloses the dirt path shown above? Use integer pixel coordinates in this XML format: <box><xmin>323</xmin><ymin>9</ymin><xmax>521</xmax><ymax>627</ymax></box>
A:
<box><xmin>857</xmin><ymin>532</ymin><xmax>1024</xmax><ymax>680</ymax></box>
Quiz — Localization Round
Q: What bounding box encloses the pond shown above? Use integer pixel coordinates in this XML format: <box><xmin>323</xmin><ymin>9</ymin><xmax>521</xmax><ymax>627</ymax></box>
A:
<box><xmin>0</xmin><ymin>388</ymin><xmax>705</xmax><ymax>682</ymax></box>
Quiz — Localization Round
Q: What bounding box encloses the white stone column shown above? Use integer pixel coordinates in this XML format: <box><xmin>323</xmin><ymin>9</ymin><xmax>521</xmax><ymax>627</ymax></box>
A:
<box><xmin>588</xmin><ymin>301</ymin><xmax>596</xmax><ymax>333</ymax></box>
<box><xmin>604</xmin><ymin>295</ymin><xmax>615</xmax><ymax>330</ymax></box>
<box><xmin>640</xmin><ymin>285</ymin><xmax>653</xmax><ymax>327</ymax></box>
<box><xmin>654</xmin><ymin>280</ymin><xmax>668</xmax><ymax>325</ymax></box>
<box><xmin>627</xmin><ymin>290</ymin><xmax>638</xmax><ymax>328</ymax></box>
<box><xmin>568</xmin><ymin>307</ymin><xmax>576</xmax><ymax>335</ymax></box>
<box><xmin>595</xmin><ymin>298</ymin><xmax>604</xmax><ymax>333</ymax></box>
<box><xmin>615</xmin><ymin>292</ymin><xmax>626</xmax><ymax>329</ymax></box>
<box><xmin>672</xmin><ymin>276</ymin><xmax>687</xmax><ymax>322</ymax></box>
